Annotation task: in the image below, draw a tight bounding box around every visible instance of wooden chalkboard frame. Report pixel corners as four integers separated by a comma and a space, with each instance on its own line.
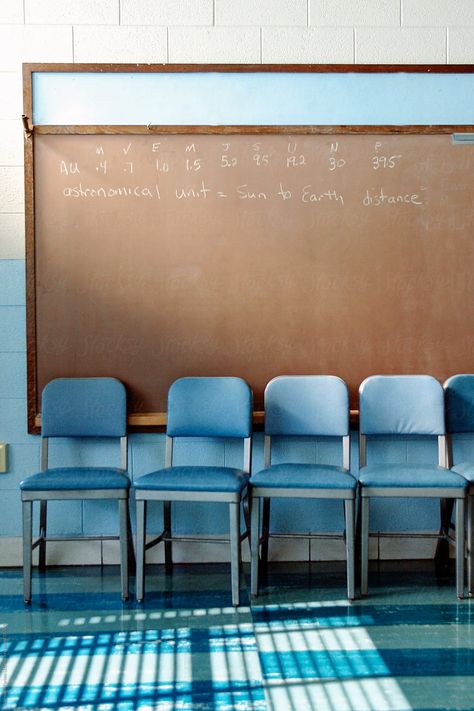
23, 64, 474, 433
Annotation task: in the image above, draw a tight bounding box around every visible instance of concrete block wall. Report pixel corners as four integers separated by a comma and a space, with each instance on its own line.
0, 0, 473, 565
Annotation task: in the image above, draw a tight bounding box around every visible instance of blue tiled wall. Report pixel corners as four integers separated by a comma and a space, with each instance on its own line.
1, 259, 473, 541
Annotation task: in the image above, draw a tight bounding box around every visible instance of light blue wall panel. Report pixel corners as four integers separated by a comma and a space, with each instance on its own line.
1, 491, 24, 536
0, 352, 26, 398
370, 498, 440, 531
0, 307, 26, 352
32, 72, 474, 126
32, 500, 83, 536
0, 443, 39, 488
0, 398, 37, 444
0, 261, 25, 305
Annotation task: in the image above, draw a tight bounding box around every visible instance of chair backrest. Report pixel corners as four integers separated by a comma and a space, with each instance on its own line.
41, 377, 127, 438
444, 374, 474, 434
166, 377, 253, 439
264, 375, 350, 469
265, 375, 349, 437
359, 375, 445, 436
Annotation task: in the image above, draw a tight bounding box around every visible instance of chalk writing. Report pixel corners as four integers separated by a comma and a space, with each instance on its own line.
63, 184, 161, 199
363, 187, 423, 206
60, 161, 80, 175
302, 186, 344, 205
175, 180, 211, 199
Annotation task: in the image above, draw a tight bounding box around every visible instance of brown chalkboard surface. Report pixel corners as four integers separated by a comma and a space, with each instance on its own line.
30, 129, 474, 427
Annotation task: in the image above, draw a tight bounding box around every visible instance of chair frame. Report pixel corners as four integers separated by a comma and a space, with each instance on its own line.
135, 434, 252, 606
250, 429, 356, 601
359, 431, 465, 599
21, 434, 130, 603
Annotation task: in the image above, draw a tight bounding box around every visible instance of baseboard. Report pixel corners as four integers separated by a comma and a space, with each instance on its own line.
0, 532, 452, 567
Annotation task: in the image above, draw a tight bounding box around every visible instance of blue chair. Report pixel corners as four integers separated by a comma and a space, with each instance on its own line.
444, 374, 474, 596
250, 376, 357, 600
20, 378, 131, 602
134, 377, 252, 606
359, 375, 466, 598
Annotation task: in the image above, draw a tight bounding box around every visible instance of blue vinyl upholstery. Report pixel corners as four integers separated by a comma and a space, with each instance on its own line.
444, 374, 474, 595
134, 466, 248, 493
250, 375, 356, 600
134, 376, 253, 606
20, 377, 130, 603
251, 463, 357, 490
445, 374, 474, 433
359, 375, 466, 599
20, 468, 130, 491
451, 462, 474, 484
41, 378, 127, 438
265, 375, 349, 436
359, 375, 445, 436
358, 464, 466, 489
167, 377, 252, 438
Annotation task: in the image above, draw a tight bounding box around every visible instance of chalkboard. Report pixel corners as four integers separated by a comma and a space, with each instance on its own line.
30, 129, 474, 427
24, 65, 474, 431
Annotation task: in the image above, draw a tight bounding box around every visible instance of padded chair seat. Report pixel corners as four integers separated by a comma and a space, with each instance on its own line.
134, 466, 249, 493
251, 463, 357, 490
359, 464, 467, 489
20, 468, 131, 491
451, 462, 474, 485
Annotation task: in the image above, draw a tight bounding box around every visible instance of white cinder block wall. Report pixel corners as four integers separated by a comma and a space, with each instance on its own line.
0, 1, 473, 565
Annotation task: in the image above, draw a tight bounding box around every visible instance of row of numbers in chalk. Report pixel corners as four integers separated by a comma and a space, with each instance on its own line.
59, 154, 403, 177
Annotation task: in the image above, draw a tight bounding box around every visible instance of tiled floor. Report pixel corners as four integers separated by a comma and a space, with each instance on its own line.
1, 561, 473, 710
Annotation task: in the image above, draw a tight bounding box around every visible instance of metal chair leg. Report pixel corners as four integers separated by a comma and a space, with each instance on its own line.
22, 501, 33, 603
455, 496, 465, 599
260, 497, 271, 566
136, 500, 146, 602
468, 494, 474, 596
38, 500, 47, 571
344, 498, 356, 601
229, 502, 240, 606
164, 501, 172, 574
360, 496, 370, 597
250, 495, 260, 597
119, 499, 129, 601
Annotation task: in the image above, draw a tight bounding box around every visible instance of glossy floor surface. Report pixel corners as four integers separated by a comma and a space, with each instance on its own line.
1, 561, 473, 710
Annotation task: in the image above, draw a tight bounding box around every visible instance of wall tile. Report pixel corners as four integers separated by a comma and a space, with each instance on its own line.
74, 25, 167, 63
0, 74, 22, 120
448, 27, 474, 63
0, 259, 25, 306
356, 27, 446, 64
0, 352, 27, 397
369, 497, 440, 531
0, 120, 23, 166
0, 215, 24, 259
0, 260, 25, 305
0, 167, 24, 212
0, 443, 39, 487
310, 0, 400, 27
262, 28, 353, 63
0, 0, 23, 23
169, 27, 261, 63
0, 25, 73, 71
403, 0, 474, 27
0, 306, 26, 352
121, 0, 213, 26
0, 491, 23, 535
25, 0, 119, 25
0, 398, 36, 444
216, 0, 307, 27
